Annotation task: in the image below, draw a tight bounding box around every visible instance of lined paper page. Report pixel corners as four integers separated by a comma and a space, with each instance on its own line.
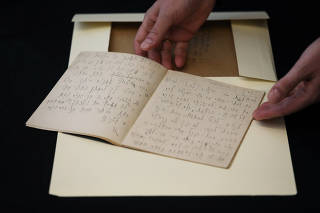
27, 52, 167, 143
123, 71, 264, 168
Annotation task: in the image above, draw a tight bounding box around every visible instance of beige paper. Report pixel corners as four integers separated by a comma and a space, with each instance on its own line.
109, 21, 239, 77
26, 52, 167, 143
72, 12, 275, 81
123, 71, 264, 168
27, 49, 264, 167
109, 19, 277, 81
49, 77, 296, 196
231, 20, 277, 81
183, 21, 239, 76
72, 11, 269, 22
48, 17, 296, 196
69, 22, 111, 63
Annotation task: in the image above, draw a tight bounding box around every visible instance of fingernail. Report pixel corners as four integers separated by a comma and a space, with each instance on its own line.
268, 87, 280, 103
140, 38, 153, 50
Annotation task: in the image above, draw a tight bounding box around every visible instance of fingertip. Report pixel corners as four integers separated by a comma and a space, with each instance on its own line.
163, 61, 173, 70
174, 42, 188, 68
267, 87, 282, 103
252, 102, 273, 120
269, 68, 305, 103
134, 39, 145, 56
175, 56, 186, 68
252, 109, 263, 121
134, 47, 147, 57
162, 53, 173, 69
134, 47, 143, 56
148, 49, 161, 64
252, 107, 260, 120
161, 40, 173, 69
140, 38, 153, 51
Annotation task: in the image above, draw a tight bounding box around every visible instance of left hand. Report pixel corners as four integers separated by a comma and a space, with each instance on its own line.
134, 0, 215, 69
253, 37, 320, 120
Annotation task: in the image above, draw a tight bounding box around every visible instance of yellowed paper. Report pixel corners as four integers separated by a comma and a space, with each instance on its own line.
71, 12, 276, 82
49, 77, 296, 196
109, 21, 239, 77
183, 21, 239, 76
231, 20, 277, 81
26, 52, 167, 143
48, 17, 296, 196
69, 22, 111, 63
72, 11, 269, 22
123, 71, 264, 168
27, 50, 263, 167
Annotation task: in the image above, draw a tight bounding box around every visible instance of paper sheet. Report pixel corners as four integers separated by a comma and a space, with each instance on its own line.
48, 17, 296, 196
109, 21, 239, 77
231, 20, 277, 81
49, 77, 296, 196
26, 52, 167, 143
72, 11, 269, 22
122, 71, 264, 168
69, 22, 111, 63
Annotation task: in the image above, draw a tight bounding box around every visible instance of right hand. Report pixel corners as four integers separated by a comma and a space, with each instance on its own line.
134, 0, 216, 69
253, 37, 320, 120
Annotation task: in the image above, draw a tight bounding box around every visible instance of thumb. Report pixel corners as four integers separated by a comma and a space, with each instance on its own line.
268, 68, 307, 103
140, 13, 172, 51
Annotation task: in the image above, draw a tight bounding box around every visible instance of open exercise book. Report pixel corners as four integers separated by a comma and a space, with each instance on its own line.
26, 52, 264, 168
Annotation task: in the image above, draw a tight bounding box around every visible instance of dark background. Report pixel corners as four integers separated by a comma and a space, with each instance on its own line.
2, 0, 320, 211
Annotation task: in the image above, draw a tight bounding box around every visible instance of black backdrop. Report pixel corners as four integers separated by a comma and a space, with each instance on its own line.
2, 0, 320, 210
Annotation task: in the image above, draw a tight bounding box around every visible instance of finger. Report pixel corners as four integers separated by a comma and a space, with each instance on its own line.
288, 81, 305, 96
253, 79, 320, 120
161, 40, 173, 69
167, 27, 195, 42
174, 42, 188, 68
253, 97, 305, 121
134, 5, 159, 56
269, 37, 320, 103
147, 46, 161, 64
140, 11, 173, 51
268, 67, 308, 103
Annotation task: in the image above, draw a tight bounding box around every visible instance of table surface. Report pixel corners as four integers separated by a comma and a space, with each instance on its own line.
3, 0, 320, 210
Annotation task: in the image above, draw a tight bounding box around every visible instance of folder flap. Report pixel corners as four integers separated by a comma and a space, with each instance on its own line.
48, 20, 296, 196
72, 11, 269, 22
68, 22, 111, 64
231, 20, 277, 81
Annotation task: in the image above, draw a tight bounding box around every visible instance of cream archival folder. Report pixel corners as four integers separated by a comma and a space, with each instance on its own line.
48, 12, 296, 196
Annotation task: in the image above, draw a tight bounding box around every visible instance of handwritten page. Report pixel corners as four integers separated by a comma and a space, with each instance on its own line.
188, 24, 213, 63
182, 21, 238, 77
26, 52, 167, 143
122, 71, 265, 168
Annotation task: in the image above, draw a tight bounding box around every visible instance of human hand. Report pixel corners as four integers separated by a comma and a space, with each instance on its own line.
134, 0, 215, 69
253, 37, 320, 120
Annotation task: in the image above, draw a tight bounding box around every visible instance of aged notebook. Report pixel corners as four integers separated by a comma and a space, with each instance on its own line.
26, 51, 264, 168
